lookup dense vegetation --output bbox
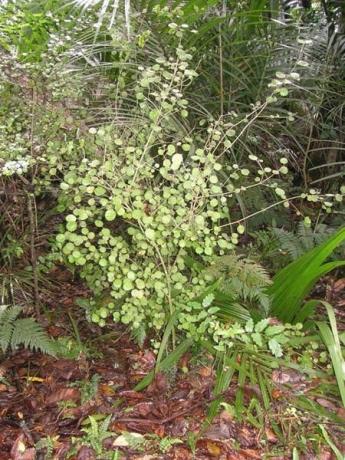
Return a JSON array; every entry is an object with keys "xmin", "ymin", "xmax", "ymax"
[{"xmin": 0, "ymin": 0, "xmax": 344, "ymax": 458}]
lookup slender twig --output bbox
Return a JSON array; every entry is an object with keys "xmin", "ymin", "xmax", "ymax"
[
  {"xmin": 27, "ymin": 193, "xmax": 40, "ymax": 319},
  {"xmin": 219, "ymin": 23, "xmax": 224, "ymax": 117},
  {"xmin": 27, "ymin": 87, "xmax": 40, "ymax": 319}
]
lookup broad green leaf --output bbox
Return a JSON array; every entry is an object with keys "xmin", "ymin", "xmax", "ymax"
[{"xmin": 269, "ymin": 227, "xmax": 345, "ymax": 322}]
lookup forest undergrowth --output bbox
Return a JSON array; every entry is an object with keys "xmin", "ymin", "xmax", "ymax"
[{"xmin": 0, "ymin": 1, "xmax": 345, "ymax": 459}]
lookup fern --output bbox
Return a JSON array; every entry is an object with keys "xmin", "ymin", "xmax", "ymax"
[
  {"xmin": 204, "ymin": 255, "xmax": 272, "ymax": 313},
  {"xmin": 0, "ymin": 305, "xmax": 56, "ymax": 355},
  {"xmin": 35, "ymin": 436, "xmax": 57, "ymax": 459},
  {"xmin": 0, "ymin": 305, "xmax": 21, "ymax": 352},
  {"xmin": 273, "ymin": 223, "xmax": 339, "ymax": 261}
]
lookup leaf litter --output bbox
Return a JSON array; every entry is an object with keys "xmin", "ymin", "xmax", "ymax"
[{"xmin": 0, "ymin": 277, "xmax": 344, "ymax": 459}]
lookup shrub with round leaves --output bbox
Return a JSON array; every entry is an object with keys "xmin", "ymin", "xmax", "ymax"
[{"xmin": 50, "ymin": 36, "xmax": 314, "ymax": 339}]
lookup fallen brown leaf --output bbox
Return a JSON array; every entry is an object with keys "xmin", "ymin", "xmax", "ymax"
[
  {"xmin": 76, "ymin": 446, "xmax": 96, "ymax": 460},
  {"xmin": 316, "ymin": 398, "xmax": 337, "ymax": 411},
  {"xmin": 206, "ymin": 441, "xmax": 222, "ymax": 457},
  {"xmin": 99, "ymin": 384, "xmax": 116, "ymax": 396},
  {"xmin": 118, "ymin": 390, "xmax": 146, "ymax": 400},
  {"xmin": 46, "ymin": 387, "xmax": 80, "ymax": 405},
  {"xmin": 337, "ymin": 407, "xmax": 345, "ymax": 419},
  {"xmin": 265, "ymin": 427, "xmax": 278, "ymax": 444},
  {"xmin": 238, "ymin": 448, "xmax": 261, "ymax": 459},
  {"xmin": 10, "ymin": 435, "xmax": 35, "ymax": 460},
  {"xmin": 133, "ymin": 401, "xmax": 153, "ymax": 417},
  {"xmin": 171, "ymin": 446, "xmax": 192, "ymax": 460},
  {"xmin": 0, "ymin": 384, "xmax": 8, "ymax": 392},
  {"xmin": 204, "ymin": 422, "xmax": 232, "ymax": 440},
  {"xmin": 198, "ymin": 366, "xmax": 213, "ymax": 378},
  {"xmin": 272, "ymin": 369, "xmax": 305, "ymax": 384}
]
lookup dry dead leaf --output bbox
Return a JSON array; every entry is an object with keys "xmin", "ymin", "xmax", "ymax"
[
  {"xmin": 133, "ymin": 401, "xmax": 153, "ymax": 417},
  {"xmin": 46, "ymin": 387, "xmax": 80, "ymax": 405},
  {"xmin": 198, "ymin": 366, "xmax": 213, "ymax": 377},
  {"xmin": 0, "ymin": 384, "xmax": 8, "ymax": 392},
  {"xmin": 206, "ymin": 441, "xmax": 222, "ymax": 457},
  {"xmin": 171, "ymin": 447, "xmax": 192, "ymax": 460},
  {"xmin": 76, "ymin": 446, "xmax": 96, "ymax": 460},
  {"xmin": 265, "ymin": 428, "xmax": 278, "ymax": 443},
  {"xmin": 10, "ymin": 435, "xmax": 35, "ymax": 460},
  {"xmin": 99, "ymin": 384, "xmax": 116, "ymax": 396},
  {"xmin": 316, "ymin": 398, "xmax": 337, "ymax": 410},
  {"xmin": 238, "ymin": 448, "xmax": 261, "ymax": 459},
  {"xmin": 333, "ymin": 278, "xmax": 345, "ymax": 292},
  {"xmin": 272, "ymin": 369, "xmax": 305, "ymax": 384}
]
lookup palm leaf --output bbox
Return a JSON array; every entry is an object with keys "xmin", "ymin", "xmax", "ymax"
[{"xmin": 70, "ymin": 0, "xmax": 131, "ymax": 36}]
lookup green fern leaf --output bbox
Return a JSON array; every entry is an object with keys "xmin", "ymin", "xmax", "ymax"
[
  {"xmin": 0, "ymin": 306, "xmax": 21, "ymax": 352},
  {"xmin": 204, "ymin": 254, "xmax": 271, "ymax": 313},
  {"xmin": 11, "ymin": 318, "xmax": 56, "ymax": 355}
]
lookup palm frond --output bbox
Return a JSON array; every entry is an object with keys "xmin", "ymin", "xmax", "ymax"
[{"xmin": 70, "ymin": 0, "xmax": 131, "ymax": 37}]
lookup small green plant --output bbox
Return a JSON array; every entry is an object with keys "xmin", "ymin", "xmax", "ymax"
[
  {"xmin": 71, "ymin": 374, "xmax": 101, "ymax": 404},
  {"xmin": 78, "ymin": 415, "xmax": 115, "ymax": 459},
  {"xmin": 57, "ymin": 399, "xmax": 78, "ymax": 415},
  {"xmin": 35, "ymin": 435, "xmax": 59, "ymax": 459},
  {"xmin": 146, "ymin": 433, "xmax": 183, "ymax": 453},
  {"xmin": 55, "ymin": 336, "xmax": 90, "ymax": 360},
  {"xmin": 158, "ymin": 436, "xmax": 183, "ymax": 453},
  {"xmin": 317, "ymin": 302, "xmax": 345, "ymax": 407},
  {"xmin": 0, "ymin": 305, "xmax": 56, "ymax": 355}
]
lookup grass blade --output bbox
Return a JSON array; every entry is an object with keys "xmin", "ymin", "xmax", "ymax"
[
  {"xmin": 204, "ymin": 351, "xmax": 237, "ymax": 427},
  {"xmin": 317, "ymin": 302, "xmax": 345, "ymax": 407},
  {"xmin": 319, "ymin": 425, "xmax": 343, "ymax": 460},
  {"xmin": 155, "ymin": 311, "xmax": 177, "ymax": 373}
]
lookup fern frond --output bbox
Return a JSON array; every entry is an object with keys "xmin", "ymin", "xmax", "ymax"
[
  {"xmin": 274, "ymin": 223, "xmax": 339, "ymax": 261},
  {"xmin": 0, "ymin": 306, "xmax": 56, "ymax": 355},
  {"xmin": 0, "ymin": 305, "xmax": 21, "ymax": 352},
  {"xmin": 0, "ymin": 305, "xmax": 22, "ymax": 323},
  {"xmin": 204, "ymin": 254, "xmax": 239, "ymax": 279},
  {"xmin": 204, "ymin": 254, "xmax": 271, "ymax": 312},
  {"xmin": 273, "ymin": 227, "xmax": 303, "ymax": 260},
  {"xmin": 11, "ymin": 318, "xmax": 56, "ymax": 355},
  {"xmin": 131, "ymin": 324, "xmax": 146, "ymax": 347}
]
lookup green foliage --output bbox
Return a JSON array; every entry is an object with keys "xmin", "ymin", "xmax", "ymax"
[
  {"xmin": 317, "ymin": 302, "xmax": 345, "ymax": 407},
  {"xmin": 0, "ymin": 0, "xmax": 343, "ymax": 347},
  {"xmin": 47, "ymin": 25, "xmax": 308, "ymax": 340},
  {"xmin": 35, "ymin": 436, "xmax": 59, "ymax": 459},
  {"xmin": 0, "ymin": 0, "xmax": 72, "ymax": 62},
  {"xmin": 55, "ymin": 336, "xmax": 92, "ymax": 359},
  {"xmin": 204, "ymin": 254, "xmax": 272, "ymax": 313},
  {"xmin": 269, "ymin": 227, "xmax": 345, "ymax": 323},
  {"xmin": 71, "ymin": 374, "xmax": 101, "ymax": 404},
  {"xmin": 0, "ymin": 305, "xmax": 56, "ymax": 355},
  {"xmin": 273, "ymin": 222, "xmax": 340, "ymax": 261},
  {"xmin": 158, "ymin": 436, "xmax": 183, "ymax": 453},
  {"xmin": 79, "ymin": 415, "xmax": 116, "ymax": 458}
]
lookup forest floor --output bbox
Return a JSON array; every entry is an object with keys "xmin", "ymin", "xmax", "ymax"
[{"xmin": 0, "ymin": 269, "xmax": 345, "ymax": 460}]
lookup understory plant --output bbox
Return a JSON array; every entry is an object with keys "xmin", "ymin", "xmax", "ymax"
[
  {"xmin": 0, "ymin": 0, "xmax": 343, "ymax": 341},
  {"xmin": 135, "ymin": 228, "xmax": 345, "ymax": 423},
  {"xmin": 40, "ymin": 17, "xmax": 341, "ymax": 346},
  {"xmin": 0, "ymin": 305, "xmax": 56, "ymax": 355},
  {"xmin": 0, "ymin": 1, "xmax": 344, "ymax": 454}
]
